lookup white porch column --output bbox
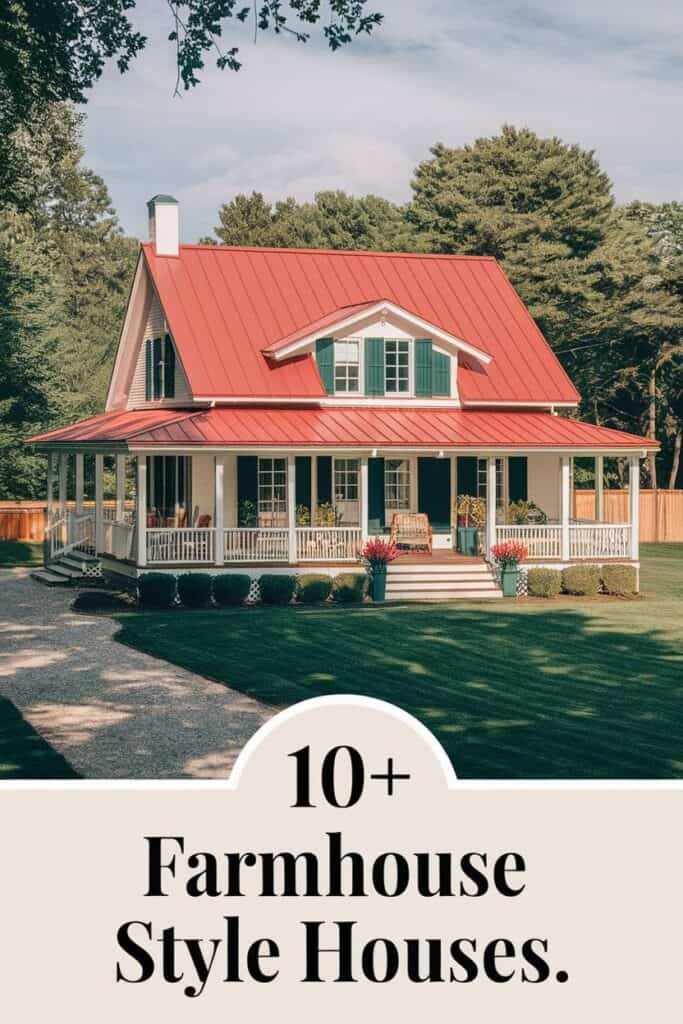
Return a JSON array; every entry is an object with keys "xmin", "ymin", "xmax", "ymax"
[
  {"xmin": 46, "ymin": 454, "xmax": 55, "ymax": 520},
  {"xmin": 486, "ymin": 456, "xmax": 497, "ymax": 559},
  {"xmin": 560, "ymin": 455, "xmax": 571, "ymax": 561},
  {"xmin": 311, "ymin": 455, "xmax": 318, "ymax": 527},
  {"xmin": 58, "ymin": 453, "xmax": 68, "ymax": 509},
  {"xmin": 360, "ymin": 456, "xmax": 369, "ymax": 543},
  {"xmin": 450, "ymin": 455, "xmax": 457, "ymax": 536},
  {"xmin": 287, "ymin": 454, "xmax": 297, "ymax": 564},
  {"xmin": 94, "ymin": 454, "xmax": 104, "ymax": 554},
  {"xmin": 75, "ymin": 453, "xmax": 84, "ymax": 514},
  {"xmin": 136, "ymin": 456, "xmax": 147, "ymax": 567},
  {"xmin": 629, "ymin": 455, "xmax": 640, "ymax": 562},
  {"xmin": 115, "ymin": 454, "xmax": 126, "ymax": 520},
  {"xmin": 595, "ymin": 455, "xmax": 604, "ymax": 522},
  {"xmin": 214, "ymin": 456, "xmax": 224, "ymax": 565}
]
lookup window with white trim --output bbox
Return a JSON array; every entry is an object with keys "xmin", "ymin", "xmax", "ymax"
[
  {"xmin": 334, "ymin": 339, "xmax": 360, "ymax": 393},
  {"xmin": 385, "ymin": 458, "xmax": 411, "ymax": 510},
  {"xmin": 334, "ymin": 458, "xmax": 359, "ymax": 501},
  {"xmin": 384, "ymin": 339, "xmax": 410, "ymax": 394},
  {"xmin": 477, "ymin": 458, "xmax": 505, "ymax": 506},
  {"xmin": 258, "ymin": 457, "xmax": 287, "ymax": 526}
]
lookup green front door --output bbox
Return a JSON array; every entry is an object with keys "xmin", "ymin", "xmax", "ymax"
[{"xmin": 418, "ymin": 457, "xmax": 451, "ymax": 532}]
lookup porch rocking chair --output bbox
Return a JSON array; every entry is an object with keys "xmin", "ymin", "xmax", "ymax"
[{"xmin": 390, "ymin": 512, "xmax": 433, "ymax": 554}]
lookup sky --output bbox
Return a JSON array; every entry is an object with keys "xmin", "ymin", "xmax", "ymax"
[{"xmin": 82, "ymin": 0, "xmax": 683, "ymax": 242}]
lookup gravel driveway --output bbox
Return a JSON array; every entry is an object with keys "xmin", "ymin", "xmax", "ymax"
[{"xmin": 0, "ymin": 569, "xmax": 273, "ymax": 779}]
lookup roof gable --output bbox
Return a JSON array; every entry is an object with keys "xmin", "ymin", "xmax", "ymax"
[
  {"xmin": 262, "ymin": 299, "xmax": 492, "ymax": 366},
  {"xmin": 141, "ymin": 243, "xmax": 579, "ymax": 406}
]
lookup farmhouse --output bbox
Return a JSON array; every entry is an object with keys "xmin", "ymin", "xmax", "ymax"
[{"xmin": 27, "ymin": 195, "xmax": 656, "ymax": 597}]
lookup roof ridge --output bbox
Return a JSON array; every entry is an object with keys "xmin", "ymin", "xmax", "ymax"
[{"xmin": 141, "ymin": 241, "xmax": 498, "ymax": 262}]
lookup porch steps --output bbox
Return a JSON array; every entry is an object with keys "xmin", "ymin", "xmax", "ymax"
[
  {"xmin": 31, "ymin": 550, "xmax": 101, "ymax": 587},
  {"xmin": 385, "ymin": 560, "xmax": 502, "ymax": 601}
]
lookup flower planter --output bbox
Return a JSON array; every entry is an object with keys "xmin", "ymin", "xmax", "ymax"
[
  {"xmin": 372, "ymin": 567, "xmax": 387, "ymax": 602},
  {"xmin": 457, "ymin": 526, "xmax": 479, "ymax": 556},
  {"xmin": 501, "ymin": 565, "xmax": 519, "ymax": 597}
]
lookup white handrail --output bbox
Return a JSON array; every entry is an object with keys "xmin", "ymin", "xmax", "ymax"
[
  {"xmin": 296, "ymin": 526, "xmax": 361, "ymax": 562},
  {"xmin": 223, "ymin": 528, "xmax": 289, "ymax": 563},
  {"xmin": 147, "ymin": 527, "xmax": 215, "ymax": 564},
  {"xmin": 570, "ymin": 524, "xmax": 630, "ymax": 559},
  {"xmin": 496, "ymin": 524, "xmax": 562, "ymax": 559}
]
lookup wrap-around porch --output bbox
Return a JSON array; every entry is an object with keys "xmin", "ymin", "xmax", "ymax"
[{"xmin": 43, "ymin": 448, "xmax": 642, "ymax": 570}]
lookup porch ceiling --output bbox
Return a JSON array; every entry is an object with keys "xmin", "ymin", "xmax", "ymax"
[{"xmin": 26, "ymin": 406, "xmax": 657, "ymax": 453}]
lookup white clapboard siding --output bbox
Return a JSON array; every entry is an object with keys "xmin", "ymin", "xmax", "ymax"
[{"xmin": 127, "ymin": 291, "xmax": 191, "ymax": 408}]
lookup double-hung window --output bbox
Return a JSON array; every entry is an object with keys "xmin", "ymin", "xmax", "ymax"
[
  {"xmin": 334, "ymin": 340, "xmax": 360, "ymax": 393},
  {"xmin": 334, "ymin": 458, "xmax": 359, "ymax": 502},
  {"xmin": 477, "ymin": 457, "xmax": 505, "ymax": 506},
  {"xmin": 384, "ymin": 339, "xmax": 410, "ymax": 394},
  {"xmin": 258, "ymin": 457, "xmax": 287, "ymax": 527},
  {"xmin": 385, "ymin": 458, "xmax": 411, "ymax": 510}
]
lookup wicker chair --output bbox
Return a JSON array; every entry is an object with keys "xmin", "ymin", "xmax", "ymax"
[{"xmin": 390, "ymin": 512, "xmax": 433, "ymax": 553}]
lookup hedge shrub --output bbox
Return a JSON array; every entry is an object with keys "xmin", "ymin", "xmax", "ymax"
[
  {"xmin": 213, "ymin": 574, "xmax": 251, "ymax": 607},
  {"xmin": 561, "ymin": 564, "xmax": 601, "ymax": 596},
  {"xmin": 259, "ymin": 574, "xmax": 296, "ymax": 605},
  {"xmin": 177, "ymin": 573, "xmax": 212, "ymax": 609},
  {"xmin": 601, "ymin": 564, "xmax": 638, "ymax": 596},
  {"xmin": 333, "ymin": 572, "xmax": 367, "ymax": 603},
  {"xmin": 138, "ymin": 572, "xmax": 177, "ymax": 609},
  {"xmin": 296, "ymin": 573, "xmax": 333, "ymax": 604},
  {"xmin": 526, "ymin": 568, "xmax": 562, "ymax": 598}
]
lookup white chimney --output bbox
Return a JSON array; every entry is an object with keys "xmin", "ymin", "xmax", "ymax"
[{"xmin": 147, "ymin": 194, "xmax": 179, "ymax": 256}]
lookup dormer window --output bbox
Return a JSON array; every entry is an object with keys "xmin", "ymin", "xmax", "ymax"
[
  {"xmin": 384, "ymin": 339, "xmax": 410, "ymax": 394},
  {"xmin": 333, "ymin": 340, "xmax": 360, "ymax": 393},
  {"xmin": 145, "ymin": 334, "xmax": 175, "ymax": 401}
]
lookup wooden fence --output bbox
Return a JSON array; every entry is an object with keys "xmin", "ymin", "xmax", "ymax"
[
  {"xmin": 574, "ymin": 490, "xmax": 683, "ymax": 543},
  {"xmin": 0, "ymin": 501, "xmax": 122, "ymax": 543}
]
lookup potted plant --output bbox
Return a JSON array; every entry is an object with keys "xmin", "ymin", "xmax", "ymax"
[
  {"xmin": 490, "ymin": 541, "xmax": 529, "ymax": 597},
  {"xmin": 454, "ymin": 495, "xmax": 486, "ymax": 555},
  {"xmin": 358, "ymin": 537, "xmax": 399, "ymax": 602}
]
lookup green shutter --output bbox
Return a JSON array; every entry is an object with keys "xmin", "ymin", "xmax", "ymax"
[
  {"xmin": 316, "ymin": 338, "xmax": 335, "ymax": 394},
  {"xmin": 414, "ymin": 339, "xmax": 433, "ymax": 397},
  {"xmin": 164, "ymin": 335, "xmax": 175, "ymax": 399},
  {"xmin": 144, "ymin": 339, "xmax": 152, "ymax": 401},
  {"xmin": 457, "ymin": 456, "xmax": 478, "ymax": 497},
  {"xmin": 367, "ymin": 457, "xmax": 386, "ymax": 533},
  {"xmin": 365, "ymin": 338, "xmax": 385, "ymax": 396},
  {"xmin": 508, "ymin": 457, "xmax": 528, "ymax": 502},
  {"xmin": 152, "ymin": 337, "xmax": 163, "ymax": 400},
  {"xmin": 237, "ymin": 456, "xmax": 258, "ymax": 525},
  {"xmin": 317, "ymin": 457, "xmax": 332, "ymax": 504},
  {"xmin": 432, "ymin": 350, "xmax": 450, "ymax": 396},
  {"xmin": 295, "ymin": 457, "xmax": 312, "ymax": 512}
]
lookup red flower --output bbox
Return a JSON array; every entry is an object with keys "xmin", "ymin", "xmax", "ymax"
[
  {"xmin": 490, "ymin": 541, "xmax": 528, "ymax": 567},
  {"xmin": 358, "ymin": 537, "xmax": 400, "ymax": 569}
]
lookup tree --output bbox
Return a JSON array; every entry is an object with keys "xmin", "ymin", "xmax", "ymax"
[
  {"xmin": 408, "ymin": 127, "xmax": 683, "ymax": 486},
  {"xmin": 0, "ymin": 1, "xmax": 383, "ymax": 115},
  {"xmin": 0, "ymin": 104, "xmax": 136, "ymax": 499},
  {"xmin": 207, "ymin": 190, "xmax": 416, "ymax": 251}
]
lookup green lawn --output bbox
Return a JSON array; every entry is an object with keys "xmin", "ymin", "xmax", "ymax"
[
  {"xmin": 0, "ymin": 696, "xmax": 81, "ymax": 780},
  {"xmin": 115, "ymin": 544, "xmax": 683, "ymax": 779},
  {"xmin": 0, "ymin": 540, "xmax": 44, "ymax": 567}
]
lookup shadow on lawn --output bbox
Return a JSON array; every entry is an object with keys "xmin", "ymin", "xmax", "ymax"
[
  {"xmin": 118, "ymin": 603, "xmax": 683, "ymax": 779},
  {"xmin": 0, "ymin": 695, "xmax": 81, "ymax": 779}
]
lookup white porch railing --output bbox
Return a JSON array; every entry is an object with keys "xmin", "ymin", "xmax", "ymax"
[
  {"xmin": 147, "ymin": 528, "xmax": 215, "ymax": 564},
  {"xmin": 496, "ymin": 524, "xmax": 562, "ymax": 559},
  {"xmin": 102, "ymin": 519, "xmax": 135, "ymax": 560},
  {"xmin": 223, "ymin": 528, "xmax": 289, "ymax": 563},
  {"xmin": 296, "ymin": 527, "xmax": 362, "ymax": 562},
  {"xmin": 570, "ymin": 524, "xmax": 630, "ymax": 559},
  {"xmin": 46, "ymin": 507, "xmax": 95, "ymax": 559}
]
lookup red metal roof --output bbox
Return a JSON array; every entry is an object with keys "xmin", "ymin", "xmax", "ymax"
[
  {"xmin": 28, "ymin": 407, "xmax": 654, "ymax": 450},
  {"xmin": 262, "ymin": 300, "xmax": 378, "ymax": 356},
  {"xmin": 142, "ymin": 243, "xmax": 580, "ymax": 405}
]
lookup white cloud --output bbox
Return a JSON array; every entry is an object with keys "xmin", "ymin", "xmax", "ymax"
[{"xmin": 82, "ymin": 0, "xmax": 683, "ymax": 241}]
